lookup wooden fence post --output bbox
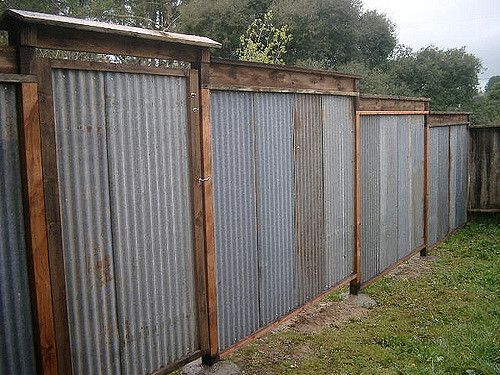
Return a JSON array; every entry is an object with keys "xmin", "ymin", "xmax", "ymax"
[{"xmin": 17, "ymin": 81, "xmax": 58, "ymax": 375}]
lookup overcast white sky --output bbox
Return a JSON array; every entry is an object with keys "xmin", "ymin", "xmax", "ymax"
[{"xmin": 362, "ymin": 0, "xmax": 500, "ymax": 90}]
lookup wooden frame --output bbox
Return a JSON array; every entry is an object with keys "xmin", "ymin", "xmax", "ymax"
[
  {"xmin": 358, "ymin": 95, "xmax": 429, "ymax": 112},
  {"xmin": 15, "ymin": 79, "xmax": 58, "ymax": 375},
  {"xmin": 209, "ymin": 59, "xmax": 359, "ymax": 95},
  {"xmin": 193, "ymin": 51, "xmax": 219, "ymax": 363},
  {"xmin": 50, "ymin": 59, "xmax": 188, "ymax": 77}
]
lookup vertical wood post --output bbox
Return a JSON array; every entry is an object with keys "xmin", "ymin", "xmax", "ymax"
[
  {"xmin": 194, "ymin": 50, "xmax": 219, "ymax": 363},
  {"xmin": 421, "ymin": 107, "xmax": 429, "ymax": 256},
  {"xmin": 186, "ymin": 69, "xmax": 211, "ymax": 355},
  {"xmin": 350, "ymin": 87, "xmax": 362, "ymax": 294},
  {"xmin": 17, "ymin": 81, "xmax": 58, "ymax": 375}
]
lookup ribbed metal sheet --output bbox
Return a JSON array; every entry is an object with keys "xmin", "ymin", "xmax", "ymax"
[
  {"xmin": 360, "ymin": 115, "xmax": 424, "ymax": 283},
  {"xmin": 53, "ymin": 69, "xmax": 122, "ymax": 375},
  {"xmin": 53, "ymin": 69, "xmax": 199, "ymax": 375},
  {"xmin": 105, "ymin": 72, "xmax": 198, "ymax": 374},
  {"xmin": 322, "ymin": 95, "xmax": 355, "ymax": 286},
  {"xmin": 449, "ymin": 125, "xmax": 468, "ymax": 229},
  {"xmin": 294, "ymin": 94, "xmax": 325, "ymax": 305},
  {"xmin": 0, "ymin": 84, "xmax": 37, "ymax": 375},
  {"xmin": 427, "ymin": 127, "xmax": 450, "ymax": 247},
  {"xmin": 254, "ymin": 93, "xmax": 296, "ymax": 326},
  {"xmin": 211, "ymin": 90, "xmax": 260, "ymax": 350}
]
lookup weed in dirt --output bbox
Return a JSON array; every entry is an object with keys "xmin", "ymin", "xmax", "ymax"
[{"xmin": 229, "ymin": 215, "xmax": 500, "ymax": 374}]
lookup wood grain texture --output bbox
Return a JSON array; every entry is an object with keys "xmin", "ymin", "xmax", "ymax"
[
  {"xmin": 468, "ymin": 127, "xmax": 499, "ymax": 210},
  {"xmin": 17, "ymin": 82, "xmax": 58, "ymax": 375},
  {"xmin": 358, "ymin": 96, "xmax": 428, "ymax": 112},
  {"xmin": 34, "ymin": 58, "xmax": 73, "ymax": 375},
  {"xmin": 15, "ymin": 23, "xmax": 204, "ymax": 62},
  {"xmin": 428, "ymin": 113, "xmax": 470, "ymax": 126},
  {"xmin": 0, "ymin": 46, "xmax": 18, "ymax": 73},
  {"xmin": 210, "ymin": 61, "xmax": 357, "ymax": 93},
  {"xmin": 186, "ymin": 69, "xmax": 210, "ymax": 355}
]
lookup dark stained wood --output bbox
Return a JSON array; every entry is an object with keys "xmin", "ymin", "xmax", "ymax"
[
  {"xmin": 358, "ymin": 95, "xmax": 429, "ymax": 112},
  {"xmin": 17, "ymin": 82, "xmax": 58, "ymax": 375},
  {"xmin": 428, "ymin": 113, "xmax": 469, "ymax": 126},
  {"xmin": 50, "ymin": 59, "xmax": 188, "ymax": 77},
  {"xmin": 200, "ymin": 85, "xmax": 219, "ymax": 359},
  {"xmin": 186, "ymin": 69, "xmax": 210, "ymax": 355},
  {"xmin": 0, "ymin": 46, "xmax": 18, "ymax": 73},
  {"xmin": 0, "ymin": 73, "xmax": 37, "ymax": 82},
  {"xmin": 209, "ymin": 60, "xmax": 358, "ymax": 94},
  {"xmin": 193, "ymin": 55, "xmax": 219, "ymax": 359},
  {"xmin": 33, "ymin": 57, "xmax": 73, "ymax": 375},
  {"xmin": 468, "ymin": 127, "xmax": 500, "ymax": 210},
  {"xmin": 10, "ymin": 23, "xmax": 205, "ymax": 62},
  {"xmin": 220, "ymin": 274, "xmax": 356, "ymax": 358}
]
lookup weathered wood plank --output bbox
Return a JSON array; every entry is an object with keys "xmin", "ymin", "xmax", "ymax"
[
  {"xmin": 17, "ymin": 82, "xmax": 58, "ymax": 375},
  {"xmin": 359, "ymin": 94, "xmax": 429, "ymax": 112},
  {"xmin": 210, "ymin": 60, "xmax": 358, "ymax": 93}
]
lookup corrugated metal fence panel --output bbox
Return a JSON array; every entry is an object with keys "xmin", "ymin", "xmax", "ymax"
[
  {"xmin": 0, "ymin": 84, "xmax": 37, "ymax": 375},
  {"xmin": 105, "ymin": 72, "xmax": 198, "ymax": 374},
  {"xmin": 397, "ymin": 115, "xmax": 424, "ymax": 258},
  {"xmin": 53, "ymin": 69, "xmax": 199, "ymax": 374},
  {"xmin": 469, "ymin": 127, "xmax": 500, "ymax": 210},
  {"xmin": 254, "ymin": 93, "xmax": 296, "ymax": 326},
  {"xmin": 427, "ymin": 127, "xmax": 450, "ymax": 247},
  {"xmin": 378, "ymin": 116, "xmax": 399, "ymax": 274},
  {"xmin": 322, "ymin": 95, "xmax": 355, "ymax": 286},
  {"xmin": 361, "ymin": 115, "xmax": 424, "ymax": 283},
  {"xmin": 52, "ymin": 69, "xmax": 121, "ymax": 375},
  {"xmin": 360, "ymin": 116, "xmax": 381, "ymax": 282},
  {"xmin": 211, "ymin": 90, "xmax": 260, "ymax": 351},
  {"xmin": 410, "ymin": 117, "xmax": 425, "ymax": 251},
  {"xmin": 294, "ymin": 94, "xmax": 325, "ymax": 306},
  {"xmin": 449, "ymin": 125, "xmax": 468, "ymax": 229}
]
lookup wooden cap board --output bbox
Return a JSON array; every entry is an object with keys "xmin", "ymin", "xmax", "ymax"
[{"xmin": 0, "ymin": 9, "xmax": 221, "ymax": 49}]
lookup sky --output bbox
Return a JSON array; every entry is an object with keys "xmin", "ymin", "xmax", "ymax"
[{"xmin": 362, "ymin": 0, "xmax": 500, "ymax": 90}]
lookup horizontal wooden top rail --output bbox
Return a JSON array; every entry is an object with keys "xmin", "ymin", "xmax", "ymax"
[
  {"xmin": 357, "ymin": 110, "xmax": 429, "ymax": 116},
  {"xmin": 0, "ymin": 73, "xmax": 37, "ymax": 82},
  {"xmin": 358, "ymin": 94, "xmax": 430, "ymax": 112},
  {"xmin": 428, "ymin": 112, "xmax": 470, "ymax": 126},
  {"xmin": 0, "ymin": 9, "xmax": 219, "ymax": 63},
  {"xmin": 209, "ymin": 58, "xmax": 359, "ymax": 95},
  {"xmin": 49, "ymin": 59, "xmax": 189, "ymax": 77}
]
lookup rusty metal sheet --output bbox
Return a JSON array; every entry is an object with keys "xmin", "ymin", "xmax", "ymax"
[
  {"xmin": 322, "ymin": 95, "xmax": 355, "ymax": 286},
  {"xmin": 294, "ymin": 94, "xmax": 325, "ymax": 305},
  {"xmin": 53, "ymin": 69, "xmax": 199, "ymax": 374}
]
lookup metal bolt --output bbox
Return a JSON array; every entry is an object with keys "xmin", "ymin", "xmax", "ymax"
[{"xmin": 193, "ymin": 107, "xmax": 199, "ymax": 112}]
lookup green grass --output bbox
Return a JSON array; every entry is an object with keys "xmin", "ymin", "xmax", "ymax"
[{"xmin": 229, "ymin": 214, "xmax": 500, "ymax": 374}]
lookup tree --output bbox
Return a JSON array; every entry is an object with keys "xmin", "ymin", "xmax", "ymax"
[
  {"xmin": 237, "ymin": 10, "xmax": 292, "ymax": 64},
  {"xmin": 485, "ymin": 76, "xmax": 500, "ymax": 93},
  {"xmin": 472, "ymin": 81, "xmax": 500, "ymax": 125},
  {"xmin": 177, "ymin": 0, "xmax": 260, "ymax": 58},
  {"xmin": 270, "ymin": 0, "xmax": 396, "ymax": 67},
  {"xmin": 336, "ymin": 61, "xmax": 414, "ymax": 96},
  {"xmin": 391, "ymin": 46, "xmax": 482, "ymax": 110}
]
